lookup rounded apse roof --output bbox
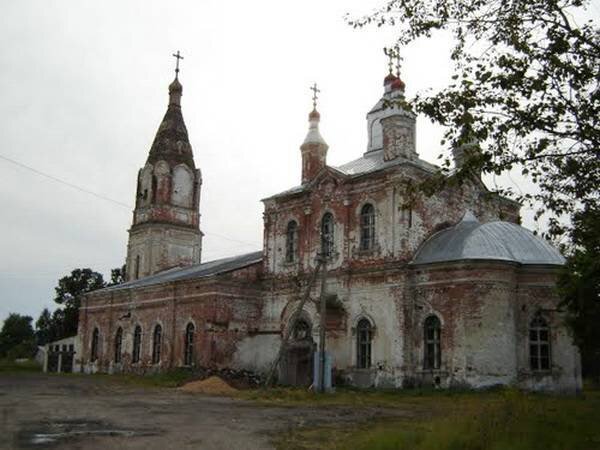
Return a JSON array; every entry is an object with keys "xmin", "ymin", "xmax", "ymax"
[{"xmin": 411, "ymin": 211, "xmax": 565, "ymax": 266}]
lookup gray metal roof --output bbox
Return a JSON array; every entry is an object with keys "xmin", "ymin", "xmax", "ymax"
[
  {"xmin": 101, "ymin": 251, "xmax": 263, "ymax": 292},
  {"xmin": 411, "ymin": 212, "xmax": 565, "ymax": 266},
  {"xmin": 264, "ymin": 151, "xmax": 438, "ymax": 200},
  {"xmin": 335, "ymin": 150, "xmax": 437, "ymax": 176}
]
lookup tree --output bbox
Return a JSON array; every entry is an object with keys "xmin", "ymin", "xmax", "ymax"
[
  {"xmin": 558, "ymin": 207, "xmax": 600, "ymax": 381},
  {"xmin": 349, "ymin": 0, "xmax": 599, "ymax": 236},
  {"xmin": 53, "ymin": 268, "xmax": 105, "ymax": 338},
  {"xmin": 109, "ymin": 264, "xmax": 126, "ymax": 286},
  {"xmin": 0, "ymin": 313, "xmax": 35, "ymax": 359},
  {"xmin": 35, "ymin": 308, "xmax": 54, "ymax": 346}
]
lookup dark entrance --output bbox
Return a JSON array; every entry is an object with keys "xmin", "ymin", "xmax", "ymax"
[{"xmin": 281, "ymin": 319, "xmax": 314, "ymax": 386}]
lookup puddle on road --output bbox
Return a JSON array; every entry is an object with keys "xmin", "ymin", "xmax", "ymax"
[{"xmin": 18, "ymin": 419, "xmax": 161, "ymax": 448}]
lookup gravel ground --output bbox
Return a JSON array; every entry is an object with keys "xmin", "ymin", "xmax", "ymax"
[{"xmin": 0, "ymin": 373, "xmax": 403, "ymax": 450}]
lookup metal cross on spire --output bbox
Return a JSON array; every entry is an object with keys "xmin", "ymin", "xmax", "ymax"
[
  {"xmin": 172, "ymin": 50, "xmax": 184, "ymax": 78},
  {"xmin": 394, "ymin": 44, "xmax": 403, "ymax": 78},
  {"xmin": 310, "ymin": 82, "xmax": 321, "ymax": 110}
]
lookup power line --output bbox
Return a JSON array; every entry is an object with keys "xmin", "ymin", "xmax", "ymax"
[
  {"xmin": 0, "ymin": 153, "xmax": 261, "ymax": 247},
  {"xmin": 0, "ymin": 153, "xmax": 132, "ymax": 209}
]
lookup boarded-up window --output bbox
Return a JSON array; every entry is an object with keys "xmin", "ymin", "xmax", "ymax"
[{"xmin": 172, "ymin": 166, "xmax": 193, "ymax": 207}]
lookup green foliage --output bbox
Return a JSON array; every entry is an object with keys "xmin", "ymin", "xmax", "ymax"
[
  {"xmin": 109, "ymin": 264, "xmax": 127, "ymax": 286},
  {"xmin": 93, "ymin": 368, "xmax": 195, "ymax": 388},
  {"xmin": 558, "ymin": 207, "xmax": 600, "ymax": 381},
  {"xmin": 53, "ymin": 268, "xmax": 105, "ymax": 338},
  {"xmin": 349, "ymin": 0, "xmax": 600, "ymax": 237},
  {"xmin": 274, "ymin": 388, "xmax": 600, "ymax": 450},
  {"xmin": 0, "ymin": 313, "xmax": 35, "ymax": 359},
  {"xmin": 0, "ymin": 358, "xmax": 41, "ymax": 373}
]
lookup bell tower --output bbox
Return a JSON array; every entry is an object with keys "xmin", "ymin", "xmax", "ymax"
[{"xmin": 126, "ymin": 52, "xmax": 203, "ymax": 281}]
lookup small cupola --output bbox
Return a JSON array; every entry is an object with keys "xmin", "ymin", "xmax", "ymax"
[
  {"xmin": 300, "ymin": 83, "xmax": 329, "ymax": 184},
  {"xmin": 366, "ymin": 48, "xmax": 415, "ymax": 157}
]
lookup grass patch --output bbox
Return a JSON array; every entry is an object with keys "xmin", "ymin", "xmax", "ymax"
[
  {"xmin": 91, "ymin": 368, "xmax": 196, "ymax": 388},
  {"xmin": 272, "ymin": 388, "xmax": 600, "ymax": 450},
  {"xmin": 0, "ymin": 358, "xmax": 42, "ymax": 373}
]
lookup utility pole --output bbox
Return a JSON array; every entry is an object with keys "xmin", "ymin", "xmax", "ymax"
[
  {"xmin": 265, "ymin": 257, "xmax": 324, "ymax": 387},
  {"xmin": 317, "ymin": 253, "xmax": 328, "ymax": 393}
]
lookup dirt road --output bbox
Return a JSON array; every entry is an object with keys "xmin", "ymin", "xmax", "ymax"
[{"xmin": 0, "ymin": 373, "xmax": 400, "ymax": 450}]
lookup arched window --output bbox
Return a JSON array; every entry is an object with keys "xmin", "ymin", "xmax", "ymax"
[
  {"xmin": 114, "ymin": 327, "xmax": 123, "ymax": 364},
  {"xmin": 184, "ymin": 323, "xmax": 195, "ymax": 366},
  {"xmin": 321, "ymin": 213, "xmax": 334, "ymax": 257},
  {"xmin": 360, "ymin": 203, "xmax": 376, "ymax": 251},
  {"xmin": 424, "ymin": 316, "xmax": 441, "ymax": 370},
  {"xmin": 152, "ymin": 324, "xmax": 162, "ymax": 364},
  {"xmin": 530, "ymin": 316, "xmax": 551, "ymax": 371},
  {"xmin": 90, "ymin": 328, "xmax": 100, "ymax": 362},
  {"xmin": 132, "ymin": 325, "xmax": 142, "ymax": 363},
  {"xmin": 292, "ymin": 319, "xmax": 311, "ymax": 341},
  {"xmin": 286, "ymin": 221, "xmax": 298, "ymax": 263},
  {"xmin": 356, "ymin": 319, "xmax": 373, "ymax": 369}
]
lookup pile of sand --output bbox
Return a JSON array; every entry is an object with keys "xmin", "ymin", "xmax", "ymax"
[{"xmin": 179, "ymin": 376, "xmax": 238, "ymax": 396}]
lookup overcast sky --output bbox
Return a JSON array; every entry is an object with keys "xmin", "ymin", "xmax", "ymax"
[{"xmin": 2, "ymin": 0, "xmax": 578, "ymax": 322}]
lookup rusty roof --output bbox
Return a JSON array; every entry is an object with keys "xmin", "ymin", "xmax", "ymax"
[{"xmin": 100, "ymin": 251, "xmax": 262, "ymax": 292}]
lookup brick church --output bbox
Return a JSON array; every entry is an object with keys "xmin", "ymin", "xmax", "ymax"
[{"xmin": 77, "ymin": 61, "xmax": 581, "ymax": 392}]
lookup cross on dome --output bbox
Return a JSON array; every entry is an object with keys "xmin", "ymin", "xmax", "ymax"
[
  {"xmin": 310, "ymin": 82, "xmax": 320, "ymax": 110},
  {"xmin": 172, "ymin": 50, "xmax": 184, "ymax": 78}
]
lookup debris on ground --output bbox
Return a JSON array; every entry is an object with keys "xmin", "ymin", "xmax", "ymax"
[
  {"xmin": 179, "ymin": 376, "xmax": 238, "ymax": 396},
  {"xmin": 191, "ymin": 366, "xmax": 263, "ymax": 389}
]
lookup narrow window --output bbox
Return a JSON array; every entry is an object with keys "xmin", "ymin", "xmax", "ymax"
[
  {"xmin": 151, "ymin": 175, "xmax": 157, "ymax": 202},
  {"xmin": 90, "ymin": 328, "xmax": 100, "ymax": 362},
  {"xmin": 184, "ymin": 323, "xmax": 195, "ymax": 366},
  {"xmin": 424, "ymin": 316, "xmax": 441, "ymax": 370},
  {"xmin": 132, "ymin": 325, "xmax": 142, "ymax": 363},
  {"xmin": 152, "ymin": 324, "xmax": 162, "ymax": 364},
  {"xmin": 356, "ymin": 319, "xmax": 373, "ymax": 369},
  {"xmin": 321, "ymin": 213, "xmax": 334, "ymax": 258},
  {"xmin": 135, "ymin": 255, "xmax": 140, "ymax": 280},
  {"xmin": 360, "ymin": 204, "xmax": 376, "ymax": 251},
  {"xmin": 530, "ymin": 316, "xmax": 551, "ymax": 371},
  {"xmin": 286, "ymin": 221, "xmax": 298, "ymax": 263},
  {"xmin": 114, "ymin": 327, "xmax": 123, "ymax": 364}
]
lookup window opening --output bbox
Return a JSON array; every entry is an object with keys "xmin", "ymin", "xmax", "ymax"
[
  {"xmin": 530, "ymin": 316, "xmax": 551, "ymax": 371},
  {"xmin": 356, "ymin": 319, "xmax": 373, "ymax": 369},
  {"xmin": 424, "ymin": 316, "xmax": 441, "ymax": 369},
  {"xmin": 321, "ymin": 213, "xmax": 334, "ymax": 257},
  {"xmin": 114, "ymin": 327, "xmax": 123, "ymax": 364},
  {"xmin": 152, "ymin": 324, "xmax": 162, "ymax": 364},
  {"xmin": 184, "ymin": 323, "xmax": 195, "ymax": 366},
  {"xmin": 132, "ymin": 325, "xmax": 142, "ymax": 363},
  {"xmin": 286, "ymin": 221, "xmax": 298, "ymax": 263},
  {"xmin": 360, "ymin": 204, "xmax": 376, "ymax": 251},
  {"xmin": 90, "ymin": 328, "xmax": 99, "ymax": 362}
]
